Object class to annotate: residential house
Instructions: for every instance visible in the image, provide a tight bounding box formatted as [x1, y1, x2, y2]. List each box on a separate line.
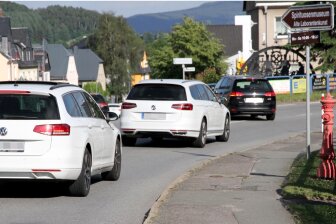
[0, 13, 38, 81]
[131, 51, 151, 86]
[70, 46, 106, 91]
[206, 15, 254, 75]
[243, 1, 295, 51]
[12, 27, 38, 80]
[46, 44, 78, 85]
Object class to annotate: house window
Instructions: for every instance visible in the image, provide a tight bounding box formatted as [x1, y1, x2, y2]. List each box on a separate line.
[275, 17, 288, 38]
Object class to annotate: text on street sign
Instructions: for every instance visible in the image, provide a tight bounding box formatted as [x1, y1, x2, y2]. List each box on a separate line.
[282, 4, 334, 31]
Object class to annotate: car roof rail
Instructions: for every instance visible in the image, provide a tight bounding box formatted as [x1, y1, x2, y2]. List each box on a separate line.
[49, 83, 80, 90]
[0, 81, 62, 86]
[0, 81, 80, 90]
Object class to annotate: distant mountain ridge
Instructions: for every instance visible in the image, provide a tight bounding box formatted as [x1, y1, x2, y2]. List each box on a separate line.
[127, 1, 245, 34]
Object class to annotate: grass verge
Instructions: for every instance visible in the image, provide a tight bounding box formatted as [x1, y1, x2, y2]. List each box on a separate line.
[276, 91, 336, 104]
[281, 150, 336, 224]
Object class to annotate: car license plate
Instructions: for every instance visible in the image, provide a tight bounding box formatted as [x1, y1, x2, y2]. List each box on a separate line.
[0, 141, 25, 152]
[142, 113, 166, 120]
[245, 98, 263, 103]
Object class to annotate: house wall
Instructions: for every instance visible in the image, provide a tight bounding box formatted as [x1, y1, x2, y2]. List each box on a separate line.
[96, 63, 106, 91]
[0, 54, 19, 81]
[17, 67, 38, 80]
[0, 54, 9, 81]
[66, 55, 79, 85]
[252, 2, 295, 51]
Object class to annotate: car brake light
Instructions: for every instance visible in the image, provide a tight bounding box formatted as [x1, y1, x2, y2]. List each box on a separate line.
[122, 102, 137, 109]
[171, 103, 193, 110]
[230, 91, 244, 97]
[33, 124, 70, 136]
[264, 91, 276, 97]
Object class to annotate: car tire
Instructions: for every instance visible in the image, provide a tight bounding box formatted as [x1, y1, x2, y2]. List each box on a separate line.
[216, 114, 230, 142]
[102, 139, 121, 181]
[266, 113, 275, 121]
[193, 119, 207, 148]
[122, 136, 137, 146]
[68, 148, 92, 197]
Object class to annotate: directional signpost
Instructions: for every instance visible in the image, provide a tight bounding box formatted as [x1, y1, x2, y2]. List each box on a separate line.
[282, 3, 334, 159]
[282, 4, 334, 32]
[173, 58, 193, 80]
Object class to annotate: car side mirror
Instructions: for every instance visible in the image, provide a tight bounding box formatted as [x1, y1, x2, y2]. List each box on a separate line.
[107, 112, 119, 121]
[221, 97, 228, 105]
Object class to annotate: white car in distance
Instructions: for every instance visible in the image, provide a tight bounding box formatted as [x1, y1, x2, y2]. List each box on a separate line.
[109, 103, 122, 117]
[121, 79, 230, 148]
[0, 81, 122, 197]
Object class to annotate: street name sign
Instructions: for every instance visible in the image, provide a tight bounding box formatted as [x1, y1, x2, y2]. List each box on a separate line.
[291, 31, 320, 45]
[173, 58, 192, 65]
[282, 4, 334, 32]
[184, 67, 195, 72]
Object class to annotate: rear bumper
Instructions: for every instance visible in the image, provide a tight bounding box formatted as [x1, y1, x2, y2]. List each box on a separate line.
[230, 105, 276, 115]
[0, 168, 81, 180]
[122, 128, 200, 139]
[0, 146, 84, 180]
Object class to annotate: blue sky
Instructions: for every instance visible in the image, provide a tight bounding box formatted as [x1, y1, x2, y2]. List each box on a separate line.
[16, 1, 208, 17]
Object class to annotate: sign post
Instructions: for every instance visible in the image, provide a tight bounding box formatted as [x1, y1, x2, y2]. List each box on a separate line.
[173, 58, 192, 80]
[282, 3, 334, 159]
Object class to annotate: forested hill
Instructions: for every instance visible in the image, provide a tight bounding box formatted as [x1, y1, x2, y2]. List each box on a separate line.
[127, 1, 244, 33]
[0, 1, 100, 45]
[0, 1, 244, 45]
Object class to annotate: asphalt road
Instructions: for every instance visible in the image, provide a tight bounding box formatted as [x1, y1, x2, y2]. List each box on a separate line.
[0, 102, 322, 224]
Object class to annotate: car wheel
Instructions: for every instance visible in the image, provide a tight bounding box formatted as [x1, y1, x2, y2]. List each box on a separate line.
[251, 114, 258, 119]
[102, 139, 121, 181]
[266, 113, 275, 121]
[122, 136, 137, 146]
[216, 114, 230, 142]
[193, 119, 207, 148]
[68, 148, 92, 197]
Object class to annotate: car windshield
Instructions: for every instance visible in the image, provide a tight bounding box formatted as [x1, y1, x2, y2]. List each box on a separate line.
[233, 80, 272, 93]
[0, 94, 60, 120]
[127, 84, 187, 101]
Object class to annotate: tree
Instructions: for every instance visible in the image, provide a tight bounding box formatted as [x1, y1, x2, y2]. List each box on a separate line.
[89, 14, 144, 99]
[148, 17, 227, 79]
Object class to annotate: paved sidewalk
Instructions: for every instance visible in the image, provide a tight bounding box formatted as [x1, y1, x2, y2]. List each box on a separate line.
[144, 132, 322, 224]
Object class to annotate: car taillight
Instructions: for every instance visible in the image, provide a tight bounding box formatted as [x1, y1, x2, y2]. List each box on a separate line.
[99, 102, 108, 108]
[264, 91, 276, 97]
[122, 102, 137, 109]
[171, 103, 193, 110]
[230, 91, 244, 97]
[33, 124, 70, 136]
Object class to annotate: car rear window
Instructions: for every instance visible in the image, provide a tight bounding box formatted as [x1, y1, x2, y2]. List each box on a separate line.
[0, 94, 60, 120]
[233, 79, 273, 92]
[91, 94, 106, 103]
[127, 84, 187, 101]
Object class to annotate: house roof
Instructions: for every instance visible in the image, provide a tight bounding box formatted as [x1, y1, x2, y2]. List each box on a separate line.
[206, 25, 242, 57]
[69, 46, 103, 82]
[11, 27, 32, 48]
[46, 44, 71, 79]
[0, 17, 12, 39]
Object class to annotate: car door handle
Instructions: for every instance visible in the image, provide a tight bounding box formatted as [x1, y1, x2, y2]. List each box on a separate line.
[101, 125, 105, 129]
[88, 124, 92, 129]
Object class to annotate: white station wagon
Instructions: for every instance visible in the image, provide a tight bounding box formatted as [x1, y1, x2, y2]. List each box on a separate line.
[0, 81, 122, 197]
[121, 79, 230, 148]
